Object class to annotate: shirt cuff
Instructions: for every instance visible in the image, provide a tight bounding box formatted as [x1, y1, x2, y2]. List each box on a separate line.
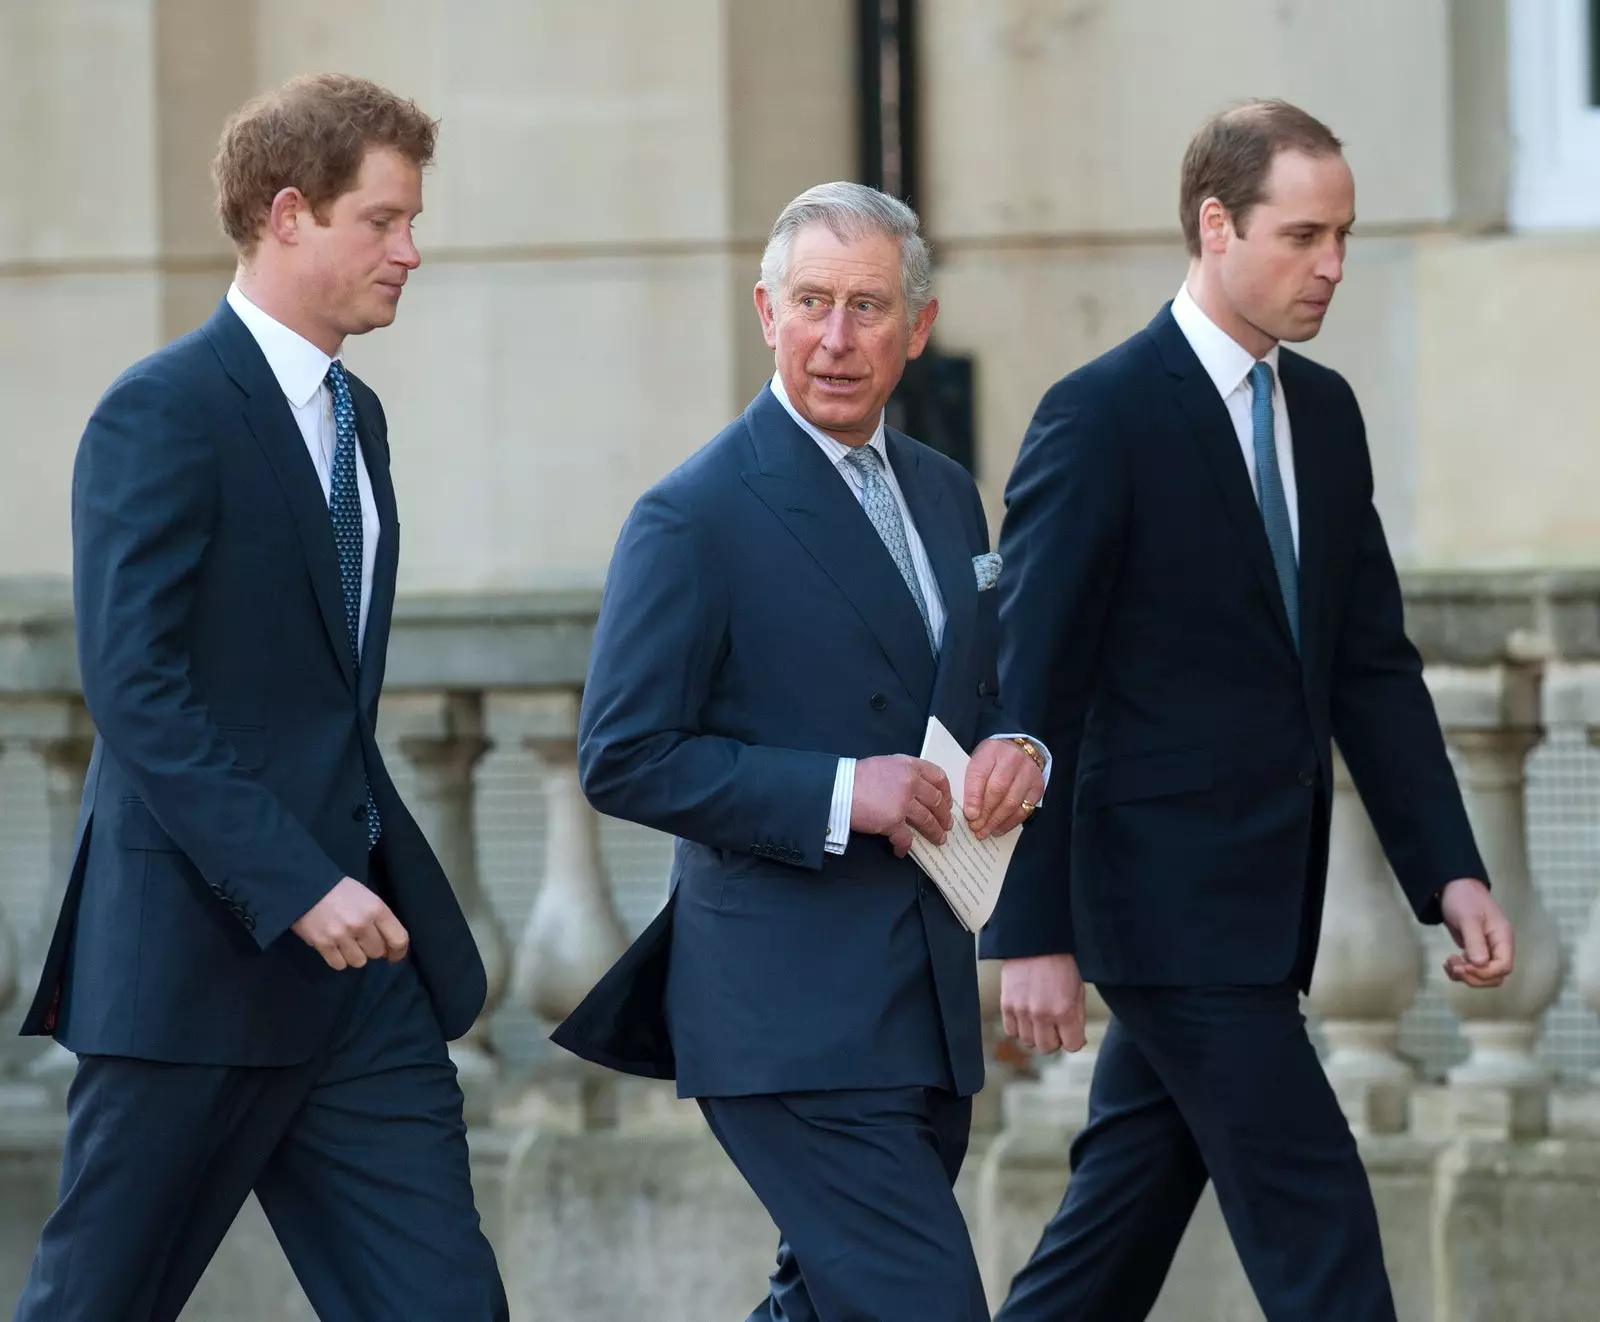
[988, 734, 1054, 794]
[826, 757, 855, 855]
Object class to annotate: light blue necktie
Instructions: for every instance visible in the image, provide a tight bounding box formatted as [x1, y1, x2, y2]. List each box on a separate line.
[325, 361, 380, 847]
[1249, 360, 1299, 650]
[842, 445, 936, 653]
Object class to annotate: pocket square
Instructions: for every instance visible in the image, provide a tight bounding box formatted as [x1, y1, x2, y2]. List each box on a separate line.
[973, 552, 1002, 591]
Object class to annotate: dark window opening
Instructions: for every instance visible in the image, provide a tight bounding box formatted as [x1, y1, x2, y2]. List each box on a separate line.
[1589, 0, 1600, 106]
[857, 1, 977, 475]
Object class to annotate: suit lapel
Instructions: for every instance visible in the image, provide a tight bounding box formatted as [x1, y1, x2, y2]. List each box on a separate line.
[740, 390, 937, 705]
[352, 387, 398, 706]
[1150, 307, 1298, 656]
[888, 429, 978, 719]
[204, 301, 357, 693]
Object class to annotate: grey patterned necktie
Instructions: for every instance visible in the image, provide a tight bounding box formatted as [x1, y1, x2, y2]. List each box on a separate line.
[1249, 360, 1299, 650]
[325, 361, 380, 847]
[842, 445, 936, 652]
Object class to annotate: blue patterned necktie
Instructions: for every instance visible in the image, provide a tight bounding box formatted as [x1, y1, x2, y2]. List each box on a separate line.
[842, 445, 936, 653]
[1249, 360, 1299, 650]
[325, 361, 380, 847]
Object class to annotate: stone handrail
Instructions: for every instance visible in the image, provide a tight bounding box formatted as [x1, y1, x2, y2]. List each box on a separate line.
[3, 570, 1600, 1142]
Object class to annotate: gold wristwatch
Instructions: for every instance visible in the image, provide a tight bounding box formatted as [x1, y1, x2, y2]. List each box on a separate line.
[1010, 736, 1046, 772]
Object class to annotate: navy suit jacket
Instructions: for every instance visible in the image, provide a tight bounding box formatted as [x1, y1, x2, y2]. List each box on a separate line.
[980, 306, 1485, 988]
[20, 300, 485, 1064]
[553, 387, 1008, 1098]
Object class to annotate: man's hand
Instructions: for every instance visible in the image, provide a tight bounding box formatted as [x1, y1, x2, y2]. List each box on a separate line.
[1439, 877, 1514, 988]
[1001, 953, 1086, 1054]
[965, 739, 1046, 839]
[852, 755, 953, 858]
[291, 877, 410, 970]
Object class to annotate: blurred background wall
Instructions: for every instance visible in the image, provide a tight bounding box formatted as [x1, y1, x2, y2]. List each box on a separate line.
[5, 1, 1598, 596]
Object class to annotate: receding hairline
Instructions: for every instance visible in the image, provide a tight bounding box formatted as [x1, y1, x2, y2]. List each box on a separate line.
[1250, 149, 1356, 223]
[1178, 99, 1346, 254]
[1214, 99, 1343, 147]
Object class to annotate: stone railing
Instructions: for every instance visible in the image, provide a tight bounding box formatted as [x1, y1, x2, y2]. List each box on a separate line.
[0, 584, 633, 1124]
[3, 572, 1600, 1319]
[996, 572, 1600, 1145]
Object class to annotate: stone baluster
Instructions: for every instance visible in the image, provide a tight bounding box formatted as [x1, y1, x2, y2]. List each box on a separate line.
[1415, 663, 1565, 1139]
[23, 699, 95, 1088]
[495, 690, 630, 1130]
[0, 912, 13, 1023]
[511, 690, 628, 1023]
[1558, 665, 1600, 1078]
[0, 734, 16, 1023]
[971, 956, 1017, 1132]
[1306, 745, 1424, 1134]
[390, 691, 507, 1115]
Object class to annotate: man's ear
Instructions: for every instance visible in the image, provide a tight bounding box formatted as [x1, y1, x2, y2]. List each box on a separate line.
[755, 282, 780, 349]
[266, 187, 309, 246]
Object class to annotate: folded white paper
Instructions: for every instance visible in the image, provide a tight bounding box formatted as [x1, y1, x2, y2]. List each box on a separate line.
[908, 717, 1021, 932]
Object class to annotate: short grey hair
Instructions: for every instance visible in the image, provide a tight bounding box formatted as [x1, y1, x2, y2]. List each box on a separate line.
[759, 181, 933, 321]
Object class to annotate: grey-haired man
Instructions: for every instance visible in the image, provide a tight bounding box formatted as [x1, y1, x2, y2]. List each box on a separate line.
[553, 182, 1047, 1321]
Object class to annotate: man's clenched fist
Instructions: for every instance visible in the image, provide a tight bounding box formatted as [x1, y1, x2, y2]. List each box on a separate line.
[291, 877, 410, 970]
[1001, 953, 1088, 1054]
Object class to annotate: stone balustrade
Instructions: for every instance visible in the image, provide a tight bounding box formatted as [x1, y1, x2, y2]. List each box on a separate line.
[2, 571, 1600, 1317]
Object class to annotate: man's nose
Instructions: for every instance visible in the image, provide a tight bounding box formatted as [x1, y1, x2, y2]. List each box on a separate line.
[819, 305, 854, 353]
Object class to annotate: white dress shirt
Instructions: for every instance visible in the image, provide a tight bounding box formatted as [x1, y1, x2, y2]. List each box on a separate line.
[226, 284, 381, 653]
[768, 374, 1048, 855]
[1170, 281, 1300, 557]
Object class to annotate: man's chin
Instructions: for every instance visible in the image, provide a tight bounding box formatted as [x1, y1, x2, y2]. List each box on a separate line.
[801, 385, 877, 421]
[801, 403, 876, 438]
[1277, 308, 1332, 344]
[342, 307, 398, 338]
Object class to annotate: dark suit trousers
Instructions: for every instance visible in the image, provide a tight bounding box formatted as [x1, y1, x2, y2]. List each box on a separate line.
[13, 958, 507, 1322]
[700, 1087, 989, 1322]
[994, 984, 1395, 1322]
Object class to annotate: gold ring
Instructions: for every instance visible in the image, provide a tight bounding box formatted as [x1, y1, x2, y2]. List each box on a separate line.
[1020, 800, 1037, 818]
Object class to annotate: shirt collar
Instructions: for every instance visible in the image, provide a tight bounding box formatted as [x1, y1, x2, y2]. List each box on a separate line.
[769, 372, 889, 466]
[226, 283, 341, 410]
[1170, 280, 1280, 399]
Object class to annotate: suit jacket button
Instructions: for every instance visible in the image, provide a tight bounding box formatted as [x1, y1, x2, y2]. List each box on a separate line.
[869, 693, 887, 711]
[242, 914, 256, 931]
[352, 803, 368, 821]
[976, 680, 988, 697]
[1297, 771, 1315, 788]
